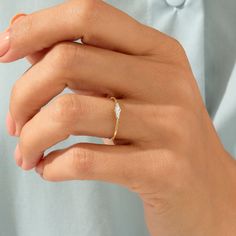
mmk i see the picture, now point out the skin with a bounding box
[2,0,236,235]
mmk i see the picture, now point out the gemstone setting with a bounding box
[115,102,121,119]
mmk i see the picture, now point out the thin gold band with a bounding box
[110,96,121,141]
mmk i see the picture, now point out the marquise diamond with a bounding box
[115,103,121,119]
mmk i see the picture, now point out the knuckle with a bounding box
[51,95,72,121]
[75,0,100,41]
[78,0,98,21]
[47,43,75,71]
[45,43,86,81]
[70,146,94,178]
[50,94,86,123]
[171,38,185,52]
[67,0,98,28]
[144,105,194,143]
[168,37,185,54]
[153,34,187,65]
[168,38,187,64]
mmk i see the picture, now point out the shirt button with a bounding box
[165,0,186,8]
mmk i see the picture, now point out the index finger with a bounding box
[0,0,164,62]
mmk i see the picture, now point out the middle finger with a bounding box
[10,42,143,136]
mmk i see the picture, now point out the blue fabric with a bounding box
[0,0,235,235]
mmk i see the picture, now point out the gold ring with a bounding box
[110,97,121,141]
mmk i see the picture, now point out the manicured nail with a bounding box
[0,13,27,59]
[6,111,16,136]
[14,144,22,167]
[0,30,10,57]
[10,13,27,26]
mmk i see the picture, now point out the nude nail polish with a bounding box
[0,30,10,57]
[10,13,27,26]
[0,13,26,59]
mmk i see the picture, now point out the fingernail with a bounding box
[14,125,21,137]
[10,13,27,26]
[6,111,16,136]
[14,144,22,167]
[21,153,44,171]
[0,13,27,59]
[0,30,10,57]
[35,162,44,175]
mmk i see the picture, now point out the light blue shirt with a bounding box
[0,0,235,235]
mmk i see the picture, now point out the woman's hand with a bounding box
[3,0,236,235]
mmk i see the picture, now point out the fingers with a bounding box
[0,0,163,62]
[18,93,133,170]
[34,142,144,188]
[10,42,144,135]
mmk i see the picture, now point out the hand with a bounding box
[3,0,236,235]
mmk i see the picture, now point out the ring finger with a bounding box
[18,93,135,170]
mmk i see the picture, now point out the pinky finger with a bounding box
[34,142,141,188]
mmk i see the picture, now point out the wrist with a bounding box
[180,150,236,236]
[205,151,236,236]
